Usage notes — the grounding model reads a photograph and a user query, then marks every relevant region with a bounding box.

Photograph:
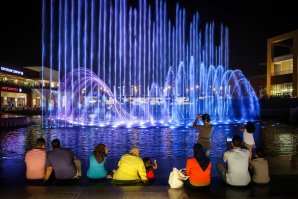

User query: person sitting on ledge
[143,157,158,180]
[112,147,148,184]
[87,144,111,180]
[44,139,82,181]
[184,143,212,189]
[25,138,46,180]
[250,148,270,184]
[217,135,251,186]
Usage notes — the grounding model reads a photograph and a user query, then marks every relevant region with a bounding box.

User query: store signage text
[1,86,22,92]
[1,66,24,76]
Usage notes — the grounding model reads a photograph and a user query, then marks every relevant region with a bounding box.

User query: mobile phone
[226,137,232,142]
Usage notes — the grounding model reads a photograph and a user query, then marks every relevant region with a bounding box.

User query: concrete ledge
[0,175,298,199]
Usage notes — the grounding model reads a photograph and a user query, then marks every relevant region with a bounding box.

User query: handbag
[168,167,189,188]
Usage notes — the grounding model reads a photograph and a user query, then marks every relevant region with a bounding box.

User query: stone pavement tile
[121,186,169,199]
[0,186,83,199]
[79,186,124,199]
[117,185,168,192]
[123,191,168,199]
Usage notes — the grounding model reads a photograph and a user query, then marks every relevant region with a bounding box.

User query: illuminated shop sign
[1,86,23,92]
[0,66,24,76]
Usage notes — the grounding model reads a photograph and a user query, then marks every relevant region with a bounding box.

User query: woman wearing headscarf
[185,143,212,188]
[112,147,148,184]
[87,144,108,179]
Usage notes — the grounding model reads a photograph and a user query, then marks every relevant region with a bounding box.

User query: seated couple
[217,135,270,186]
[25,138,81,182]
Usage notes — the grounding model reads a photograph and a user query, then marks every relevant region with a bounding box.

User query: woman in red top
[185,143,211,189]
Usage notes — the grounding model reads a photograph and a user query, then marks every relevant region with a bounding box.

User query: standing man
[217,135,251,186]
[44,139,81,181]
[25,138,47,180]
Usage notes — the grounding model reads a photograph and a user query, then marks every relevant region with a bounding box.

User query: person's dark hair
[94,144,106,164]
[143,157,153,171]
[255,148,265,158]
[202,114,211,123]
[245,122,256,133]
[51,139,60,149]
[36,138,45,148]
[193,143,210,171]
[232,135,242,147]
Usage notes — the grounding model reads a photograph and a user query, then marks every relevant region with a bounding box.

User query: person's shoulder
[62,148,75,154]
[187,157,195,161]
[224,149,232,154]
[90,152,95,157]
[47,149,56,155]
[25,149,35,157]
[193,125,200,129]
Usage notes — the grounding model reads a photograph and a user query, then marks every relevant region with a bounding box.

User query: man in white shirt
[217,135,251,186]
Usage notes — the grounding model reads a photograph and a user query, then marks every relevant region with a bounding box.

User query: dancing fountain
[42,0,259,127]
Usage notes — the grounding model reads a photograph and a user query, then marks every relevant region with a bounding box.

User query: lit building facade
[0,63,58,111]
[267,30,298,97]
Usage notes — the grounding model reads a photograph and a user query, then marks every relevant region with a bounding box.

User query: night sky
[0,0,297,77]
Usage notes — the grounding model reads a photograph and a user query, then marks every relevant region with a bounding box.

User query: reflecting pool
[0,117,265,160]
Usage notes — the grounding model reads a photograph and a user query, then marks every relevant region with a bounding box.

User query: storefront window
[17,97,25,107]
[271,83,293,97]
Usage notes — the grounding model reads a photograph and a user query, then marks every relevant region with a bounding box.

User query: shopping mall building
[250,29,298,98]
[0,63,58,111]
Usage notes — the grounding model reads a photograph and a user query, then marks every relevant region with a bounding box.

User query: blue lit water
[0,117,263,160]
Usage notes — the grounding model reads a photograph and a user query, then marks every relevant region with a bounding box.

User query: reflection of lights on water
[276,134,295,153]
[89,114,96,119]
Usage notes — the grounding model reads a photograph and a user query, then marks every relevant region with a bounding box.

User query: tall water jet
[42,0,259,127]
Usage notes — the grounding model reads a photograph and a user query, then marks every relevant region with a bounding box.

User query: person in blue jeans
[87,144,109,180]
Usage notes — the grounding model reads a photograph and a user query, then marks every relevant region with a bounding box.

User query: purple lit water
[42,0,259,127]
